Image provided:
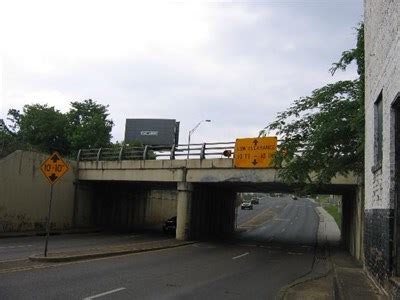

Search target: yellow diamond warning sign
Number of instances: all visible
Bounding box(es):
[234,137,277,168]
[40,152,69,185]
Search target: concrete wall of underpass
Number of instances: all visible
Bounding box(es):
[0,151,76,232]
[88,182,177,231]
[190,185,236,239]
[73,182,95,228]
[341,186,364,261]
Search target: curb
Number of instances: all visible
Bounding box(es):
[333,274,344,300]
[0,229,102,239]
[29,241,195,263]
[277,205,333,299]
[277,266,333,300]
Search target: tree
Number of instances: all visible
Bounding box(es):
[260,23,364,189]
[5,99,114,157]
[7,104,69,154]
[7,109,21,134]
[112,139,156,160]
[67,99,114,154]
[0,131,24,158]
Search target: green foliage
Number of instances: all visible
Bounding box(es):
[122,139,156,160]
[330,23,365,85]
[324,204,342,230]
[123,139,144,148]
[67,99,114,154]
[6,99,114,157]
[8,104,69,154]
[7,109,21,133]
[0,131,25,158]
[260,23,364,188]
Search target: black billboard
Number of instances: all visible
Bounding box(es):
[124,119,179,146]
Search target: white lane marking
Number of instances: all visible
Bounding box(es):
[238,244,268,249]
[83,287,126,300]
[238,244,255,247]
[274,218,289,222]
[125,234,142,238]
[232,252,250,260]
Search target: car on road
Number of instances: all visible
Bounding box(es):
[251,199,259,204]
[292,195,298,200]
[241,202,253,210]
[162,216,177,234]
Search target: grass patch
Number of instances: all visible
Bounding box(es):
[324,204,342,230]
[315,195,330,205]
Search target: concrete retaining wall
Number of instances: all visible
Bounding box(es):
[90,181,177,231]
[0,151,178,233]
[0,151,76,232]
[74,182,94,228]
[146,190,177,226]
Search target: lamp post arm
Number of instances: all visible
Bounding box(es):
[187,120,210,159]
[189,121,204,136]
[187,134,191,159]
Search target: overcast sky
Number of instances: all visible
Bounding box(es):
[0,0,363,144]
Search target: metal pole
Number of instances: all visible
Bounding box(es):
[187,133,191,159]
[44,184,54,257]
[187,120,210,160]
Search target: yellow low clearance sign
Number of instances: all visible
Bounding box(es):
[234,137,277,168]
[40,152,69,185]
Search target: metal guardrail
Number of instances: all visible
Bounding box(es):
[77,142,236,162]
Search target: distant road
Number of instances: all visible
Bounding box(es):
[236,196,277,226]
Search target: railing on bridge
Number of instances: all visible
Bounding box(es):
[77,142,236,162]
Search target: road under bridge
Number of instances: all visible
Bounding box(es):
[76,157,362,260]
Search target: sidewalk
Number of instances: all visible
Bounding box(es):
[331,248,386,299]
[280,206,387,299]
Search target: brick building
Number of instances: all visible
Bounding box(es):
[364,1,400,294]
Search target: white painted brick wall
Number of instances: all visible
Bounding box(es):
[365,0,400,210]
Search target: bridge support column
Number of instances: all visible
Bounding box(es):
[176,182,193,240]
[342,188,364,261]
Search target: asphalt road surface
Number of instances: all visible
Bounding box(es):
[0,195,319,299]
[0,232,169,261]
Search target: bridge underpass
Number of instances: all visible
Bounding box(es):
[75,157,362,260]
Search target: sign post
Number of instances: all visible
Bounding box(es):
[234,137,277,168]
[44,185,54,257]
[40,152,69,257]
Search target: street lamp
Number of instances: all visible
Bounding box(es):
[187,119,211,159]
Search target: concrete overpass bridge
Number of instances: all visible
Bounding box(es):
[75,143,362,260]
[78,157,357,192]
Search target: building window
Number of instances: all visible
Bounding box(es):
[374,92,383,168]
